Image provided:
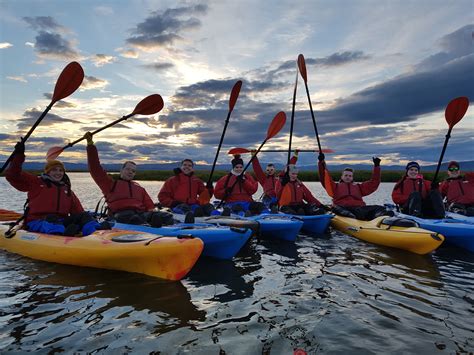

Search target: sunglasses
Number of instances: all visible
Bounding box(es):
[448,167,459,172]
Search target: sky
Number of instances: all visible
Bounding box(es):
[1,0,473,169]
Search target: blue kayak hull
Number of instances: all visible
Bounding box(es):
[445,212,474,224]
[114,223,252,260]
[248,214,304,241]
[397,213,474,252]
[278,213,333,234]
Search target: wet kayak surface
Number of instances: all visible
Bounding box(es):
[1,174,473,353]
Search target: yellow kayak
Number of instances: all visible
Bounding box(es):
[330,215,445,254]
[0,223,203,281]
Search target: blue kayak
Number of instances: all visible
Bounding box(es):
[114,222,252,260]
[278,213,333,235]
[445,212,474,224]
[397,213,474,252]
[246,214,304,241]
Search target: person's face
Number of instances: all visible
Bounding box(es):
[120,163,136,181]
[407,167,419,179]
[289,171,298,181]
[48,166,64,182]
[341,170,353,183]
[233,164,244,174]
[181,161,194,175]
[447,166,460,178]
[266,166,275,176]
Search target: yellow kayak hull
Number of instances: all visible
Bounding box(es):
[0,224,203,281]
[331,215,444,255]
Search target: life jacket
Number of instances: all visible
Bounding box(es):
[275,179,320,205]
[332,182,366,207]
[440,176,474,205]
[214,172,258,202]
[106,178,153,213]
[392,176,430,206]
[158,170,206,207]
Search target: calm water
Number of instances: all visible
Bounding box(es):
[0,174,473,354]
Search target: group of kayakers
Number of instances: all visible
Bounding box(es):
[5,133,474,237]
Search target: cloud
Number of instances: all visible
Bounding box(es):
[15,108,81,131]
[80,75,109,90]
[7,76,27,83]
[126,4,208,49]
[117,48,139,58]
[94,6,114,16]
[23,16,79,60]
[23,16,65,32]
[90,54,116,67]
[141,62,174,71]
[0,42,13,49]
[43,93,77,108]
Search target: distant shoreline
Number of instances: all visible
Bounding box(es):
[2,169,450,183]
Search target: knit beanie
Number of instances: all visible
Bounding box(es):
[44,160,65,174]
[231,154,244,168]
[405,161,420,171]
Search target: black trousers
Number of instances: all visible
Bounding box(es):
[401,190,445,219]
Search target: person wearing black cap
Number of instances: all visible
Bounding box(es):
[214,154,262,216]
[440,161,474,216]
[392,161,444,218]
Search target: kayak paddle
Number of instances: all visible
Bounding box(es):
[46,94,164,160]
[0,61,84,173]
[228,148,334,154]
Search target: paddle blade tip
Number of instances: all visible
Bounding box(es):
[228,147,249,155]
[46,146,64,161]
[297,54,308,82]
[132,94,164,115]
[229,80,243,111]
[445,96,470,128]
[266,111,287,139]
[51,62,85,103]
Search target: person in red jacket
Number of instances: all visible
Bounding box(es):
[84,132,169,226]
[318,153,391,220]
[440,161,474,216]
[158,159,214,219]
[275,164,325,215]
[391,161,444,218]
[252,150,298,209]
[214,155,262,216]
[5,141,99,236]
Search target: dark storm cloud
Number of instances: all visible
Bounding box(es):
[15,108,81,130]
[34,31,79,59]
[23,16,64,31]
[142,62,175,71]
[126,4,208,49]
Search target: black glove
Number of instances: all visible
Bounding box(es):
[237,174,245,182]
[170,200,181,208]
[225,187,233,195]
[206,181,214,190]
[280,174,290,186]
[14,140,25,155]
[373,157,381,167]
[318,152,325,161]
[431,181,439,190]
[173,167,181,175]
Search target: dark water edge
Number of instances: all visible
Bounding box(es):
[0,176,473,354]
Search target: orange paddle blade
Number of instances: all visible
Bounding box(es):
[228,147,250,155]
[278,184,292,207]
[324,168,334,198]
[445,97,469,128]
[52,62,84,103]
[297,54,308,83]
[266,111,286,139]
[229,80,243,112]
[0,209,22,221]
[46,146,65,161]
[198,188,212,205]
[132,94,164,115]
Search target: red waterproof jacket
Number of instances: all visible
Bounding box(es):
[440,173,474,205]
[391,176,431,206]
[275,179,321,206]
[214,172,258,202]
[252,155,298,198]
[319,161,381,207]
[87,145,154,213]
[5,153,84,222]
[158,170,207,207]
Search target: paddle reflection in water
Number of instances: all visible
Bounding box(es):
[0,253,205,353]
